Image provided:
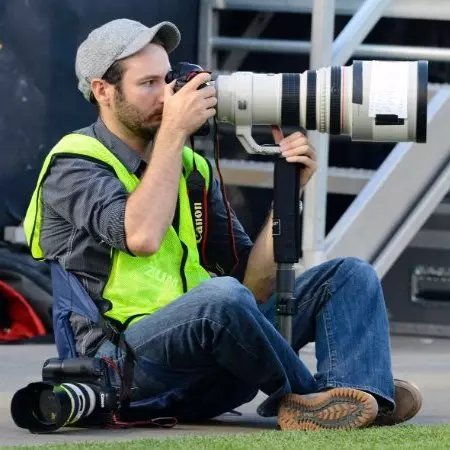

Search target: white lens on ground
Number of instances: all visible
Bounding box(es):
[62,383,96,424]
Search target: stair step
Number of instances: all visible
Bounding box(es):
[210,158,374,194]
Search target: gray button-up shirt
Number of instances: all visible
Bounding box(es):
[40,118,253,355]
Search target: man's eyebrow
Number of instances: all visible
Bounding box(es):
[136,74,166,82]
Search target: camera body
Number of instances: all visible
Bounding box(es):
[11,357,120,433]
[42,356,112,385]
[43,357,119,421]
[165,61,211,136]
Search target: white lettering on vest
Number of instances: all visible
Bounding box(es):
[143,266,178,289]
[194,202,203,243]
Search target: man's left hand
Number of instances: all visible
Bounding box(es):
[272,126,317,189]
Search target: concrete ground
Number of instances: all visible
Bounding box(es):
[1,335,449,447]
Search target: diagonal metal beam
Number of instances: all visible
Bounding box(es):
[324,89,450,266]
[222,12,274,71]
[374,158,450,279]
[332,0,391,66]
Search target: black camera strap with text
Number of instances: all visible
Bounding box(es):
[186,147,210,270]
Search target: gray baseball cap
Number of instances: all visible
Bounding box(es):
[75,18,181,101]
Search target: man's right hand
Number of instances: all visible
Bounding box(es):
[161,72,217,137]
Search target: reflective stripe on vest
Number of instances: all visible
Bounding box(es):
[23,133,211,325]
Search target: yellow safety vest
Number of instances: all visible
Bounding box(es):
[24,133,211,325]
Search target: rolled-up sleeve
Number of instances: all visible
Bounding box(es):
[42,156,131,253]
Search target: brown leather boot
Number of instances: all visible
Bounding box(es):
[372,379,423,426]
[277,387,378,431]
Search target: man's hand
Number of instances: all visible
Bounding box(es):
[272,126,317,189]
[161,72,217,138]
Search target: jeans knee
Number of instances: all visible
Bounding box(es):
[338,257,381,293]
[204,276,256,312]
[343,256,376,275]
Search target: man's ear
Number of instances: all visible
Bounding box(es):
[90,79,113,107]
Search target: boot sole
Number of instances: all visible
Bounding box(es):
[278,387,379,431]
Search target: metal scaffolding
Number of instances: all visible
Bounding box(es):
[199,0,450,71]
[198,0,450,277]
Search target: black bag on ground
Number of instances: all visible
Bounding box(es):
[0,240,53,343]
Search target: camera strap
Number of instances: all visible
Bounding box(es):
[96,315,136,412]
[212,119,239,274]
[103,356,177,429]
[187,133,240,276]
[186,152,210,270]
[99,316,179,429]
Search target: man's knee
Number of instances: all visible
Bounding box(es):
[296,256,378,286]
[333,256,382,300]
[307,256,380,294]
[202,276,256,311]
[339,256,378,280]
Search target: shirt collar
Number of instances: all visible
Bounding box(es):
[92,117,145,175]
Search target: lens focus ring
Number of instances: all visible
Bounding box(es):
[329,66,341,135]
[282,74,300,126]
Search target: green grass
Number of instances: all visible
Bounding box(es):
[5,425,450,450]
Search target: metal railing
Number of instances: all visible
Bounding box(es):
[198,0,450,275]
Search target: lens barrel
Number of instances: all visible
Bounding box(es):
[216,60,428,144]
[11,381,97,433]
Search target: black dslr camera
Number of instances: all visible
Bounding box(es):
[11,357,119,433]
[165,61,211,136]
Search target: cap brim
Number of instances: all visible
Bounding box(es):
[118,21,181,60]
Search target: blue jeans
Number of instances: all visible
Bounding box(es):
[96,257,395,420]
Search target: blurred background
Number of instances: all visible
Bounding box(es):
[0,0,449,342]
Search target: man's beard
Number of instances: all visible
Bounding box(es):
[113,88,160,141]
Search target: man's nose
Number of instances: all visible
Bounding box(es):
[157,87,165,104]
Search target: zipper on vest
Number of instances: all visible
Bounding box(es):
[179,241,189,293]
